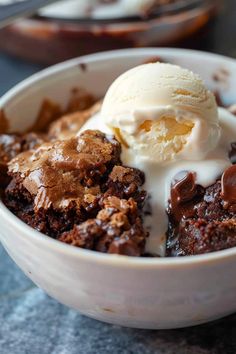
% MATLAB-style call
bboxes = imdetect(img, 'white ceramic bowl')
[1,48,236,330]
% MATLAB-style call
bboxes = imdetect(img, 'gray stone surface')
[1,1,236,352]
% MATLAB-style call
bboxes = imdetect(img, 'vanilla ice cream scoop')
[102,63,220,163]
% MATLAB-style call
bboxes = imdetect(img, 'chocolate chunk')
[221,165,236,204]
[170,171,198,222]
[171,171,197,202]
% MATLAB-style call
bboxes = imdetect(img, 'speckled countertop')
[1,1,236,353]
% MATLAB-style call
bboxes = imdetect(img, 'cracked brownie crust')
[3,130,148,256]
[0,132,47,188]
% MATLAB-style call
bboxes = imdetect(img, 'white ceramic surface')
[0,48,236,329]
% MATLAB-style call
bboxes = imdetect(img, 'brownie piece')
[4,130,148,254]
[173,219,236,256]
[48,102,101,140]
[6,130,120,210]
[0,134,21,188]
[0,133,46,188]
[166,170,236,256]
[66,88,97,114]
[28,99,62,133]
[59,196,148,256]
[5,173,101,237]
[105,165,146,207]
[0,134,22,160]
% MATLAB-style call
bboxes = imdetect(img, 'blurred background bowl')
[0,0,218,64]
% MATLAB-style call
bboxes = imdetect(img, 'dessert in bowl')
[0,0,217,64]
[0,48,236,329]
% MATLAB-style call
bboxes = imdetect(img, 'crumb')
[79,63,87,72]
[212,67,230,83]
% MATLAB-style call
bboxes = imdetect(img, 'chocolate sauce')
[221,165,236,204]
[170,171,198,222]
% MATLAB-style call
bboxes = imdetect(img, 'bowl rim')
[1,47,236,268]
